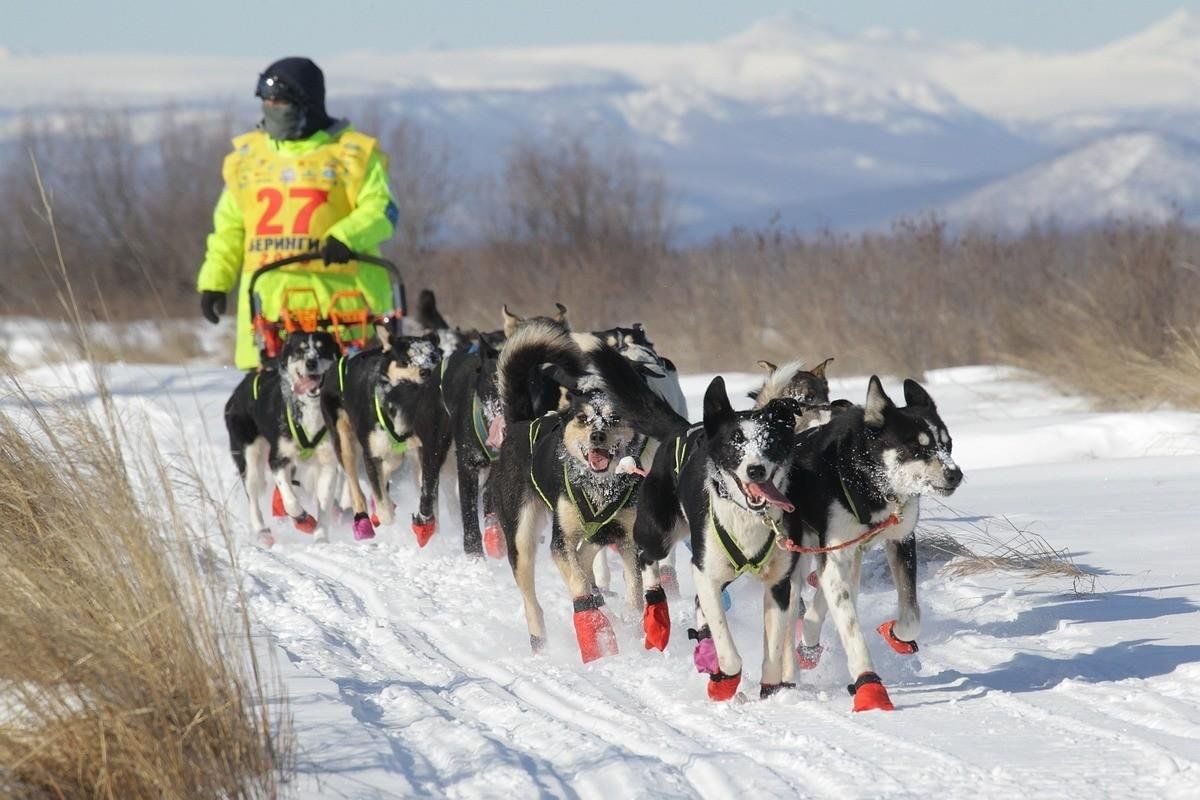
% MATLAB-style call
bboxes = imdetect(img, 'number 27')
[255,187,328,235]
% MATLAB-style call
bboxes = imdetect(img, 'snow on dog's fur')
[784,376,963,711]
[490,321,654,662]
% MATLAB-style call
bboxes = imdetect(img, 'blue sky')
[4,0,1196,56]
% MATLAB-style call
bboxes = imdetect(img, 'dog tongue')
[588,450,612,471]
[486,417,506,450]
[747,481,794,512]
[293,376,319,396]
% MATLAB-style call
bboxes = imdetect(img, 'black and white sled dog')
[626,374,809,700]
[319,319,451,545]
[491,320,655,663]
[225,330,341,546]
[783,376,962,712]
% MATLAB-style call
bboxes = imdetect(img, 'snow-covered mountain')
[4,11,1200,235]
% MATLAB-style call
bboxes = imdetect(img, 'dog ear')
[903,379,936,410]
[703,376,735,440]
[375,317,397,353]
[756,360,777,375]
[554,302,569,329]
[863,375,894,428]
[830,398,855,416]
[423,330,441,348]
[502,304,522,338]
[810,357,834,380]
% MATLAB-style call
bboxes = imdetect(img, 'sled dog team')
[225,294,963,711]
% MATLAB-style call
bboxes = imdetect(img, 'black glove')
[200,290,226,324]
[321,237,353,266]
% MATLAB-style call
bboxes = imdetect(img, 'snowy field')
[5,357,1200,799]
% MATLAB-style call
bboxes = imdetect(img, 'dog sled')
[247,251,408,368]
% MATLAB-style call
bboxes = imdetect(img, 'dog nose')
[746,463,766,482]
[944,465,963,488]
[304,358,319,372]
[590,430,607,446]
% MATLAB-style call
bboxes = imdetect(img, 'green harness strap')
[473,395,498,462]
[673,435,688,475]
[562,464,638,541]
[254,371,326,460]
[337,356,349,393]
[709,499,777,576]
[374,391,411,454]
[527,419,644,541]
[285,403,327,461]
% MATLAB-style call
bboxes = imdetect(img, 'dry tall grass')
[0,156,289,799]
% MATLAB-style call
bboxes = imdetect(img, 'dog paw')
[352,512,376,541]
[688,627,719,673]
[848,672,895,712]
[760,681,795,699]
[292,512,318,534]
[877,620,919,655]
[257,529,275,548]
[411,514,437,547]
[642,587,670,651]
[795,643,824,670]
[530,634,546,654]
[270,487,286,518]
[483,514,506,559]
[573,596,618,663]
[707,670,741,702]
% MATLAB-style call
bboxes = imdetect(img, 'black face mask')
[261,101,308,141]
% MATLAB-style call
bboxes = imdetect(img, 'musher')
[196,56,399,369]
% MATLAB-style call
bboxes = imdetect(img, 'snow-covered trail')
[7,362,1200,798]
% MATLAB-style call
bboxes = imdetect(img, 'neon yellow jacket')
[197,123,398,369]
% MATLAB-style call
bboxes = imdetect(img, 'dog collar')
[374,390,411,454]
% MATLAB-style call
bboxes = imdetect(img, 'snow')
[4,353,1200,798]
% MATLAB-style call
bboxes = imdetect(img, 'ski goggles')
[255,73,306,104]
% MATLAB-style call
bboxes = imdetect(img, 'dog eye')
[610,415,621,424]
[575,413,587,425]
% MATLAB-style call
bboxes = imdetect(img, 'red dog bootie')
[573,594,619,663]
[271,487,287,518]
[877,620,919,655]
[292,512,318,534]
[411,513,437,548]
[352,512,376,541]
[795,643,824,670]
[642,586,670,651]
[848,671,895,712]
[707,670,742,702]
[483,513,506,559]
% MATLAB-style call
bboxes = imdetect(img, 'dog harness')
[253,371,327,460]
[772,474,902,555]
[374,390,411,454]
[473,394,498,461]
[528,416,645,541]
[709,498,777,576]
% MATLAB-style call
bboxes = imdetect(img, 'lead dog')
[783,376,962,711]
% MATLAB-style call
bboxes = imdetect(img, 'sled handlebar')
[248,252,407,320]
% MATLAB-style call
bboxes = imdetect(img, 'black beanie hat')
[256,57,332,128]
